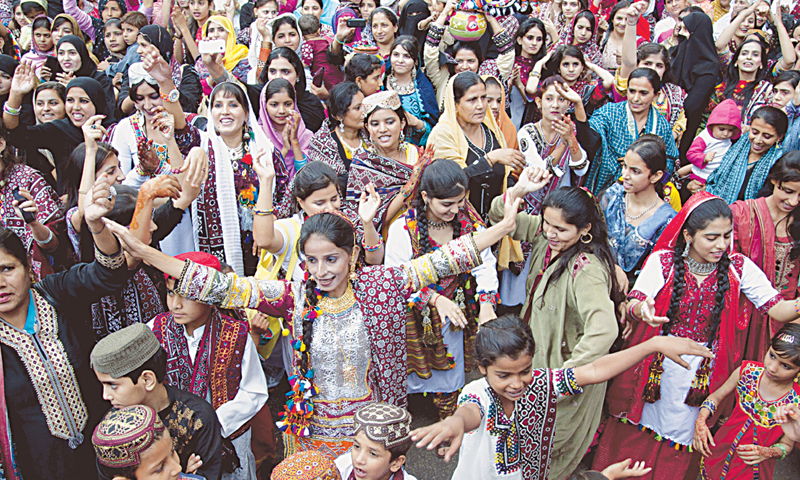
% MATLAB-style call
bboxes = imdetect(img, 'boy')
[148,251,269,480]
[105,11,147,79]
[298,13,343,89]
[273,450,341,480]
[93,405,201,480]
[334,403,418,480]
[91,323,224,480]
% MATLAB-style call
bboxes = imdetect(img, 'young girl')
[410,314,712,480]
[385,159,498,427]
[695,323,800,480]
[682,98,742,187]
[22,16,54,78]
[258,78,311,178]
[99,18,127,72]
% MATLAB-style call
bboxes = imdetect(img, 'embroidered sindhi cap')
[270,450,341,480]
[93,405,166,468]
[91,323,161,378]
[353,402,412,449]
[362,90,402,118]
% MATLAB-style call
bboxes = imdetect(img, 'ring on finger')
[107,186,117,202]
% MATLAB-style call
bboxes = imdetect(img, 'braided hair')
[296,212,355,374]
[664,199,732,348]
[412,159,468,255]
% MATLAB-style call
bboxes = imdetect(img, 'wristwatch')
[161,89,180,103]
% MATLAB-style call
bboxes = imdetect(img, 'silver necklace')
[684,256,718,276]
[625,194,660,222]
[427,219,450,230]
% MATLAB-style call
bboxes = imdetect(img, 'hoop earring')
[580,233,592,244]
[682,240,691,258]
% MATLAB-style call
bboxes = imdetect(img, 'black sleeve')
[152,199,186,246]
[244,82,264,119]
[8,122,62,152]
[463,156,495,180]
[19,92,35,127]
[117,69,130,112]
[33,255,135,310]
[190,417,223,480]
[575,117,601,170]
[679,74,718,160]
[326,44,345,67]
[298,93,325,132]
[178,66,202,114]
[93,72,118,121]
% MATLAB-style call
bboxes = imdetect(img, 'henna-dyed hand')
[137,137,161,174]
[140,175,182,201]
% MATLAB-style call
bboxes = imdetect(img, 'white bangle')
[35,228,54,245]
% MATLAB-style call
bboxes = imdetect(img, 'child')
[246,0,279,82]
[21,16,54,78]
[298,13,343,89]
[93,405,204,480]
[680,98,742,185]
[334,403,418,480]
[104,11,147,79]
[91,323,225,480]
[148,251,270,480]
[272,450,341,480]
[410,314,712,480]
[99,19,128,71]
[694,323,800,480]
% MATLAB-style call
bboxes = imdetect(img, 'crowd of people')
[2,0,800,479]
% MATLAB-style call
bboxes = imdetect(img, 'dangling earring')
[349,251,357,281]
[682,239,692,258]
[338,122,345,133]
[580,232,592,244]
[399,131,406,145]
[243,125,251,142]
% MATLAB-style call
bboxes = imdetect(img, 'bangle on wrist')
[700,398,717,416]
[362,235,383,252]
[3,104,20,116]
[335,36,346,45]
[86,222,105,235]
[772,443,789,460]
[35,228,54,245]
[253,208,274,216]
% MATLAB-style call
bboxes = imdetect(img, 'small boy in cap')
[91,323,224,480]
[334,402,417,480]
[93,405,192,480]
[271,450,341,480]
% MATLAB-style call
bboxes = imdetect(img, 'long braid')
[705,252,731,348]
[418,208,433,255]
[300,278,319,374]
[663,243,686,337]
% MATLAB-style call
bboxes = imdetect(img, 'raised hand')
[554,81,582,105]
[637,297,669,327]
[512,167,554,199]
[140,44,172,84]
[151,106,175,137]
[39,65,52,82]
[84,173,117,223]
[103,217,150,259]
[82,115,108,147]
[335,16,355,43]
[55,71,74,87]
[12,188,39,222]
[252,147,275,181]
[552,114,576,139]
[11,62,36,94]
[172,8,188,31]
[256,17,269,38]
[186,454,203,475]
[137,136,162,175]
[358,183,381,225]
[140,175,182,201]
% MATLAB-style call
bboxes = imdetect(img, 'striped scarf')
[706,136,783,204]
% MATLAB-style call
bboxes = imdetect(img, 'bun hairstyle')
[475,314,536,369]
[297,212,356,375]
[627,134,667,198]
[413,159,468,255]
[665,198,732,348]
[766,151,800,259]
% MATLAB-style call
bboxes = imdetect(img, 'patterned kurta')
[173,234,483,457]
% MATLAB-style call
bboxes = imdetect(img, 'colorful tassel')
[642,353,664,403]
[685,356,712,407]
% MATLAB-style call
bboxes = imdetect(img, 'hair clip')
[579,186,598,202]
[778,333,797,344]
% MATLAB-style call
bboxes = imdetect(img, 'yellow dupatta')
[203,16,249,72]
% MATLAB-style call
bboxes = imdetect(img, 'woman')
[369,7,398,61]
[0,196,130,480]
[306,81,366,192]
[585,67,678,196]
[196,16,251,94]
[424,1,514,109]
[385,36,438,146]
[549,0,587,38]
[260,47,325,132]
[397,0,429,48]
[430,72,525,218]
[666,10,721,157]
[489,173,625,480]
[258,78,312,180]
[194,82,288,276]
[509,17,547,128]
[0,122,63,281]
[618,4,687,140]
[300,0,333,38]
[593,192,800,477]
[50,14,83,47]
[484,76,517,150]
[385,159,498,426]
[29,81,65,186]
[732,152,800,363]
[706,106,787,204]
[173,0,212,65]
[0,56,34,129]
[555,10,601,65]
[4,75,116,195]
[22,16,54,78]
[103,179,522,458]
[602,134,677,283]
[64,0,127,60]
[118,24,202,115]
[599,2,628,72]
[48,36,117,117]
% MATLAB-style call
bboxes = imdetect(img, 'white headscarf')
[194,81,275,275]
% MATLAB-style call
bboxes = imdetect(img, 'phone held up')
[346,18,366,28]
[198,39,226,55]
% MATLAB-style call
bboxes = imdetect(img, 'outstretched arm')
[693,367,740,456]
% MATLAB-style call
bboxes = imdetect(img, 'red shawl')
[606,192,746,423]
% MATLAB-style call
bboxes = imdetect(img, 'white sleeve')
[215,338,269,438]
[629,251,668,299]
[272,219,292,257]
[110,120,136,176]
[740,256,782,310]
[473,226,499,294]
[384,217,413,267]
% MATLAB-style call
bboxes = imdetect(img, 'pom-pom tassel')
[684,356,712,407]
[421,308,437,346]
[642,353,664,403]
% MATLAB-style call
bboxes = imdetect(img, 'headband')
[128,62,157,88]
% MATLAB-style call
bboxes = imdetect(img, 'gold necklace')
[317,282,357,315]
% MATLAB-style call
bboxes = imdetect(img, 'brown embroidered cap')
[91,323,160,378]
[352,402,412,450]
[93,405,166,468]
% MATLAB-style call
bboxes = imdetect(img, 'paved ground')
[265,373,800,480]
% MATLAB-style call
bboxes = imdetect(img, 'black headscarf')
[54,35,98,78]
[49,77,115,144]
[138,24,174,62]
[398,0,430,47]
[668,13,720,92]
[0,55,19,105]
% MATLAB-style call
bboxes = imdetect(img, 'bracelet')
[95,244,126,270]
[363,235,383,252]
[3,104,20,116]
[628,301,640,320]
[771,442,789,460]
[478,292,498,306]
[794,297,799,316]
[253,208,274,216]
[86,222,106,235]
[35,228,54,245]
[700,398,717,416]
[334,36,346,45]
[78,189,90,195]
[530,70,541,78]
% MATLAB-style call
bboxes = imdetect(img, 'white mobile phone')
[198,39,226,55]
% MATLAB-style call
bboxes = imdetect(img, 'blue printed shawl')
[706,136,784,204]
[585,101,678,196]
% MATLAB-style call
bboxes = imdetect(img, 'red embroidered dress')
[701,361,800,480]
